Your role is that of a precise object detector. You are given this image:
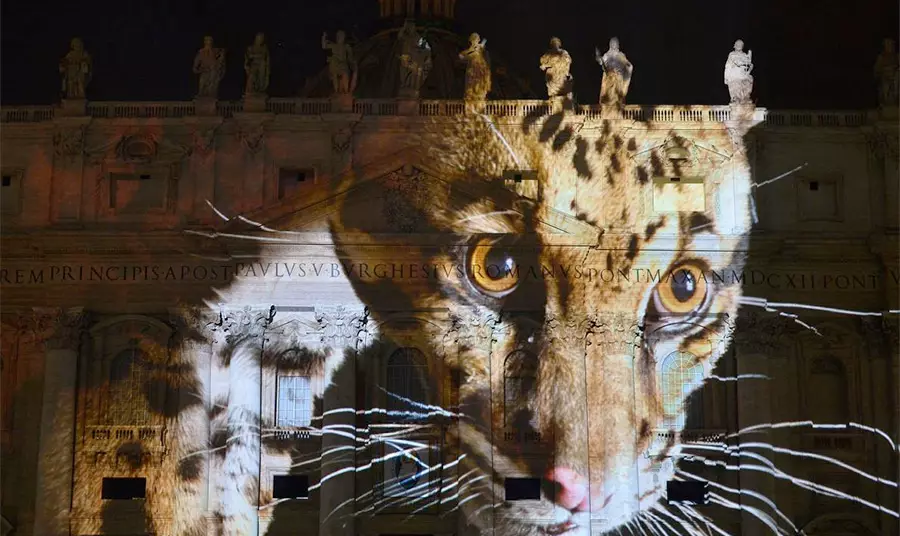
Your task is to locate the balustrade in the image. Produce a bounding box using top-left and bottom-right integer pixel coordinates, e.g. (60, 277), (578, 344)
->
(0, 99), (872, 126)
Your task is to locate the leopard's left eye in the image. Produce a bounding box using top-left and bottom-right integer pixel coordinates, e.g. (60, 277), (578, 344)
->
(652, 262), (709, 315)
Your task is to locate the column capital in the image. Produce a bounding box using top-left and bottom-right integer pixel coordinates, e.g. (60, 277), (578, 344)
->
(210, 305), (275, 345)
(731, 310), (789, 355)
(29, 307), (89, 350)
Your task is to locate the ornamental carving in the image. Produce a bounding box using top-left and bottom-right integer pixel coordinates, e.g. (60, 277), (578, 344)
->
(314, 305), (367, 342)
(380, 168), (431, 232)
(29, 307), (89, 350)
(116, 134), (158, 163)
(53, 126), (85, 158)
(883, 317), (899, 354)
(191, 127), (218, 157)
(731, 309), (788, 354)
(168, 305), (220, 343)
(210, 305), (275, 345)
(865, 131), (900, 162)
(448, 307), (498, 344)
(237, 124), (266, 154)
(331, 126), (354, 155)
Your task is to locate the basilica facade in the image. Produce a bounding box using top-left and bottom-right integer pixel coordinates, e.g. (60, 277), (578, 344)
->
(1, 4), (899, 536)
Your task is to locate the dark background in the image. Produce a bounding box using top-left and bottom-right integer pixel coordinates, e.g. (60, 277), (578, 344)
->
(1, 0), (897, 108)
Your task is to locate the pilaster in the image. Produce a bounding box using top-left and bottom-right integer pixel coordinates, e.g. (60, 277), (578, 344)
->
(211, 305), (274, 536)
(732, 310), (783, 536)
(51, 116), (91, 223)
(316, 305), (367, 536)
(31, 307), (89, 536)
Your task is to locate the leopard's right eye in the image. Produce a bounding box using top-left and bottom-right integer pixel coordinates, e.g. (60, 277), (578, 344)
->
(466, 237), (520, 298)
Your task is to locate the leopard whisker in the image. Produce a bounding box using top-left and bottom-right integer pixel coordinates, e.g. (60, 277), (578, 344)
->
(675, 446), (899, 516)
(724, 420), (896, 451)
(674, 467), (796, 532)
(707, 492), (787, 535)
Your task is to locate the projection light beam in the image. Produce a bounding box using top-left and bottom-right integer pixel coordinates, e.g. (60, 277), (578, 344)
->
(726, 420), (897, 451)
(674, 467), (797, 532)
(677, 444), (900, 517)
(752, 163), (809, 189)
(739, 297), (821, 336)
(478, 113), (523, 167)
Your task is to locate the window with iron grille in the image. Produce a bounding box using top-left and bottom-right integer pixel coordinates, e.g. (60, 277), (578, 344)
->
(504, 351), (539, 428)
(107, 348), (151, 425)
(660, 351), (704, 429)
(277, 376), (312, 427)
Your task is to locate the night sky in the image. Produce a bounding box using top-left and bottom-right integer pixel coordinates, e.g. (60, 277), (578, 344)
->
(1, 0), (897, 108)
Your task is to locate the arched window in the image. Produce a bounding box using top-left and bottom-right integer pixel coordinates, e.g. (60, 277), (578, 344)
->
(386, 347), (428, 417)
(660, 351), (704, 429)
(107, 348), (151, 425)
(504, 351), (538, 428)
(809, 357), (848, 422)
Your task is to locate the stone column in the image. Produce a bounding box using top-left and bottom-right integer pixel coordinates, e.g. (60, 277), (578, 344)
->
(31, 307), (88, 536)
(733, 311), (783, 536)
(215, 306), (273, 536)
(316, 306), (366, 536)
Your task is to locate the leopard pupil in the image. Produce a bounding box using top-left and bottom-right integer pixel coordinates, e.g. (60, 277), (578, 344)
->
(672, 269), (696, 302)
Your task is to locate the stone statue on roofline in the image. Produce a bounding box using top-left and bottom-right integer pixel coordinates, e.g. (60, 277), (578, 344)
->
(244, 32), (270, 96)
(193, 36), (226, 98)
(874, 38), (899, 107)
(540, 36), (573, 99)
(460, 32), (491, 102)
(322, 30), (357, 95)
(595, 37), (633, 110)
(724, 39), (754, 104)
(397, 20), (432, 97)
(60, 37), (92, 99)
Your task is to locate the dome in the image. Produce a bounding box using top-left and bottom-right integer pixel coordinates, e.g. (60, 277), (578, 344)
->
(300, 23), (536, 99)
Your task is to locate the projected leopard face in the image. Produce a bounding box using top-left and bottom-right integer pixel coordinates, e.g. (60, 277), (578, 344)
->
(329, 108), (754, 534)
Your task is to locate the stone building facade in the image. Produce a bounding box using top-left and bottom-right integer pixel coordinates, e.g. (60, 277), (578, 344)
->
(1, 9), (899, 536)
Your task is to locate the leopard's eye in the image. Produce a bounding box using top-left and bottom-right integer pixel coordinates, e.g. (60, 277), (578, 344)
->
(466, 237), (520, 297)
(653, 262), (708, 315)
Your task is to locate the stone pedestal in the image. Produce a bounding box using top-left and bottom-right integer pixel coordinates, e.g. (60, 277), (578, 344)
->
(729, 102), (756, 121)
(243, 94), (268, 113)
(878, 105), (898, 121)
(195, 97), (218, 117)
(397, 97), (419, 116)
(59, 99), (86, 117)
(32, 308), (86, 536)
(331, 93), (354, 113)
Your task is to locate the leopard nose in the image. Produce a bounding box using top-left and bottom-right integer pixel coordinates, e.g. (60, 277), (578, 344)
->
(545, 467), (590, 512)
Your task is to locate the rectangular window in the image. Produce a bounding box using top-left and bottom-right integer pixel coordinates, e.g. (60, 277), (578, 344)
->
(276, 376), (312, 427)
(505, 478), (541, 501)
(0, 169), (23, 216)
(109, 172), (165, 212)
(102, 477), (147, 500)
(273, 474), (309, 499)
(666, 480), (708, 505)
(653, 176), (705, 213)
(278, 168), (316, 200)
(798, 177), (840, 221)
(503, 169), (539, 200)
